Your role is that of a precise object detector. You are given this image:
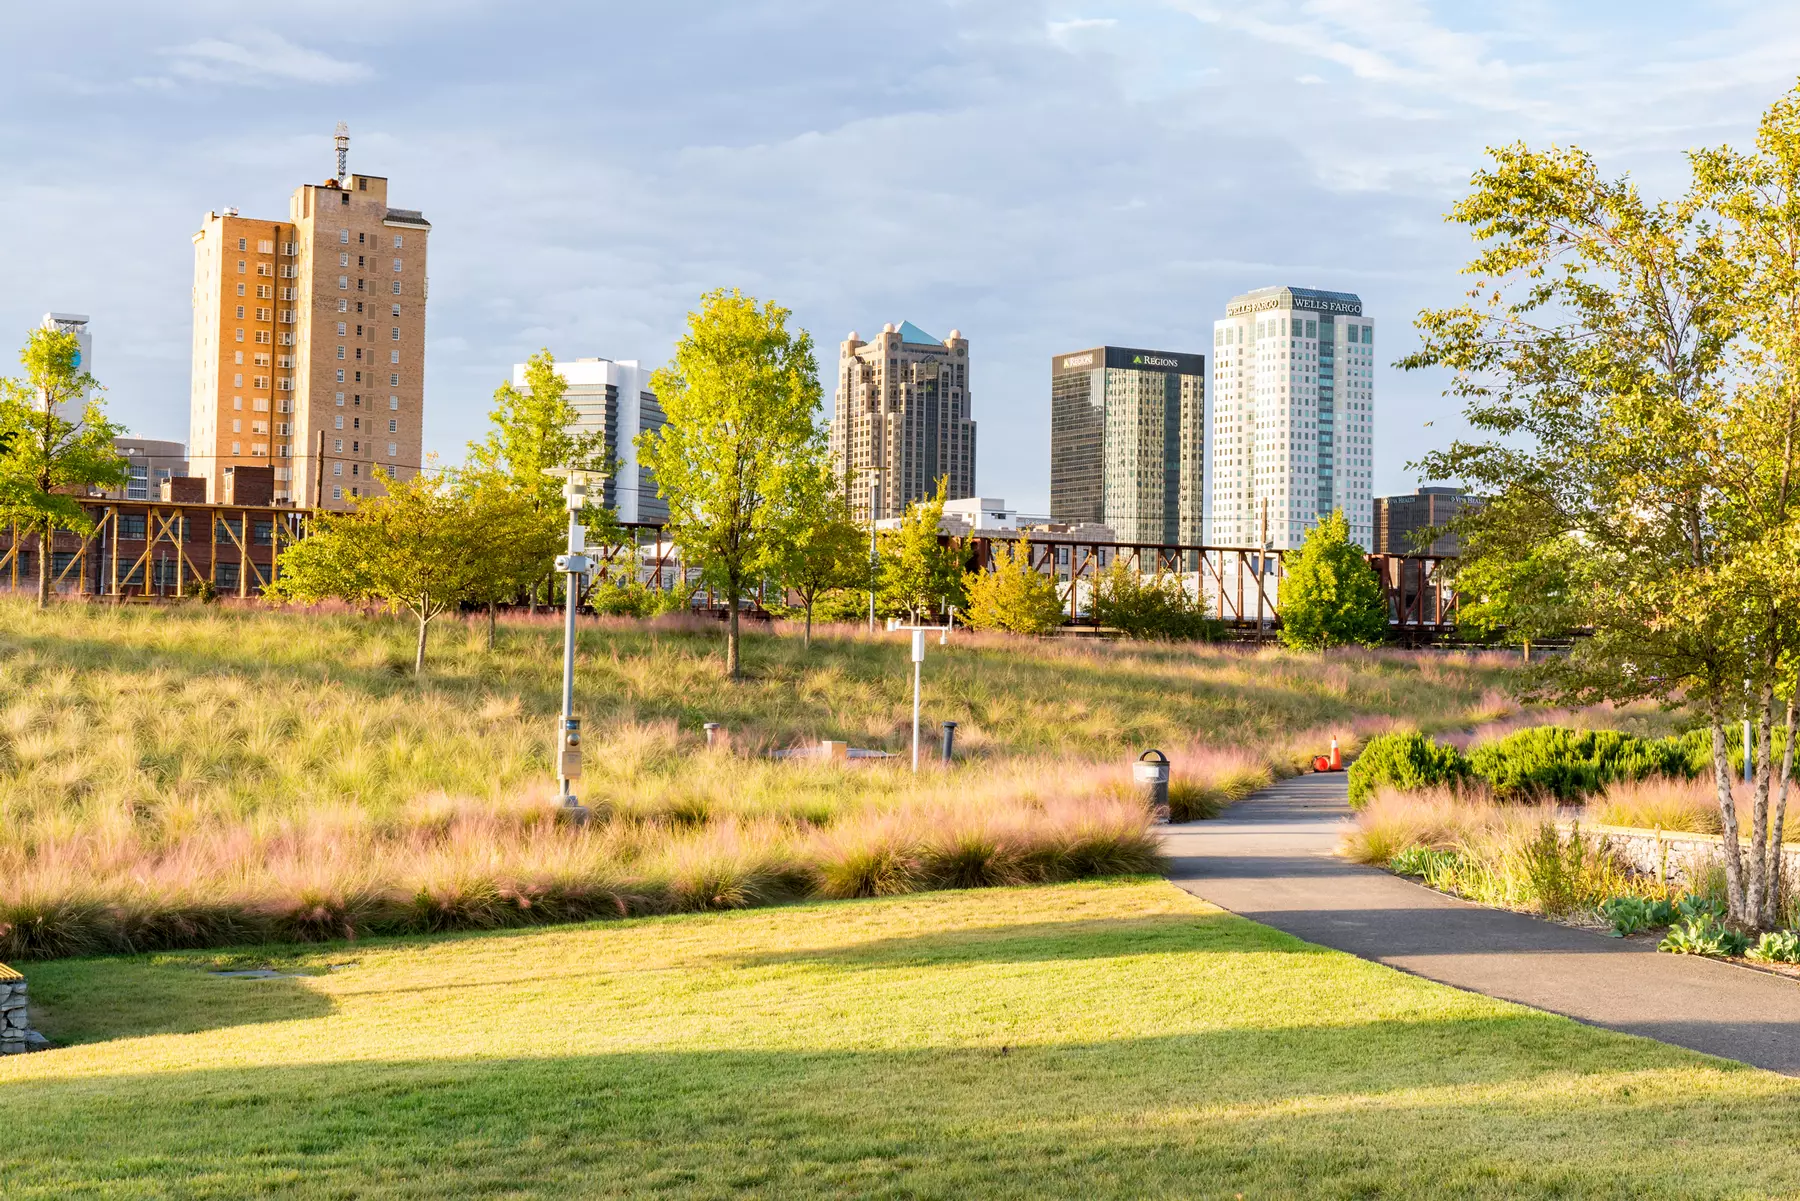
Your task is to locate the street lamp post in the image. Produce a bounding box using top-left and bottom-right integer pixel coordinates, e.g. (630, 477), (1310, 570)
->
(867, 468), (881, 633)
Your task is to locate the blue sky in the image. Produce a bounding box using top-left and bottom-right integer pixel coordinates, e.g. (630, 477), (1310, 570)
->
(3, 1), (1797, 512)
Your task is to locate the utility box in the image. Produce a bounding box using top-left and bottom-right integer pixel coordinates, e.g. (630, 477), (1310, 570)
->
(160, 476), (207, 503)
(223, 465), (276, 507)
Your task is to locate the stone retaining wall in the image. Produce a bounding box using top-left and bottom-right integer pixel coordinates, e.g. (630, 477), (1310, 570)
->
(1563, 822), (1800, 891)
(0, 965), (48, 1055)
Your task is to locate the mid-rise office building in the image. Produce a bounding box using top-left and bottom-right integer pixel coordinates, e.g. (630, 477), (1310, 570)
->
(189, 126), (430, 507)
(1050, 346), (1205, 546)
(512, 356), (668, 524)
(1374, 486), (1472, 555)
(1210, 286), (1375, 549)
(103, 438), (189, 502)
(828, 322), (975, 522)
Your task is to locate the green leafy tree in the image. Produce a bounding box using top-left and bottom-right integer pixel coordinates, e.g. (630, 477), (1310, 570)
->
(468, 349), (608, 610)
(1278, 510), (1389, 650)
(0, 328), (127, 607)
(269, 469), (487, 674)
(1450, 527), (1581, 660)
(639, 289), (822, 678)
(1405, 86), (1800, 928)
(878, 477), (965, 623)
(768, 454), (867, 646)
(456, 468), (564, 650)
(965, 537), (1064, 635)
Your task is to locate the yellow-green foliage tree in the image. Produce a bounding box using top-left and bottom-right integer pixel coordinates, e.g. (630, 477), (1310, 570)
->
(270, 469), (489, 674)
(965, 538), (1064, 635)
(878, 478), (965, 622)
(769, 453), (867, 646)
(0, 328), (126, 608)
(1091, 558), (1220, 641)
(1407, 82), (1800, 928)
(639, 290), (821, 678)
(468, 349), (608, 610)
(1277, 511), (1389, 650)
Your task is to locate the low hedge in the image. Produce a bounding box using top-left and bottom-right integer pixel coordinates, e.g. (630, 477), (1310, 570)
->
(1348, 725), (1711, 808)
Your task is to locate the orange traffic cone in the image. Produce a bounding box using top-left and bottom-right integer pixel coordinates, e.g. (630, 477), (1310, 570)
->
(1328, 737), (1342, 771)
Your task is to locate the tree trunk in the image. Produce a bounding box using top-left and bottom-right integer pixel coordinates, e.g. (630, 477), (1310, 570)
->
(487, 600), (497, 651)
(804, 597), (813, 649)
(1747, 679), (1776, 929)
(726, 591), (741, 679)
(415, 611), (430, 675)
(35, 521), (50, 609)
(1767, 694), (1797, 929)
(1713, 711), (1750, 926)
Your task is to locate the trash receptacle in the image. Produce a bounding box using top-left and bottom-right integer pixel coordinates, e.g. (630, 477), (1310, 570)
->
(1134, 749), (1171, 823)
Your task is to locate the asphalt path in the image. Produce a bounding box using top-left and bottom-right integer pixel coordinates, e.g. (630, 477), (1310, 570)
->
(1161, 771), (1800, 1075)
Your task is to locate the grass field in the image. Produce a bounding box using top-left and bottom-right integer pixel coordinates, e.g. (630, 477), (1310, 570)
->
(4, 880), (1798, 1198)
(0, 599), (1529, 958)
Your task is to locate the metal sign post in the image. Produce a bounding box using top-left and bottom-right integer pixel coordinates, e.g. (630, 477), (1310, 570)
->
(888, 614), (954, 771)
(552, 472), (596, 820)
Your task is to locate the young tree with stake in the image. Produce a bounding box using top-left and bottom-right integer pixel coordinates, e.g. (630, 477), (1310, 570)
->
(0, 328), (127, 608)
(639, 289), (821, 679)
(769, 451), (867, 647)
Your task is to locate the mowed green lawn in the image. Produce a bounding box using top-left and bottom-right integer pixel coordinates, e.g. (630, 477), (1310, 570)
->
(4, 880), (1798, 1199)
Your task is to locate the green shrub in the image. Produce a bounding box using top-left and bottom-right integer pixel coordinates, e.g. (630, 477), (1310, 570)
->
(1659, 914), (1749, 958)
(1346, 732), (1470, 809)
(964, 538), (1066, 636)
(1091, 560), (1224, 642)
(1750, 930), (1800, 964)
(1599, 895), (1676, 937)
(1467, 727), (1696, 802)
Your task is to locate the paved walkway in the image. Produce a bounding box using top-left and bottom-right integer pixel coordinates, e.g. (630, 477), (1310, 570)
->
(1162, 772), (1800, 1075)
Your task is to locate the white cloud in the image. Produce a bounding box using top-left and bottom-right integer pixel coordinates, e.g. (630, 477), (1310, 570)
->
(159, 32), (371, 87)
(1048, 16), (1119, 43)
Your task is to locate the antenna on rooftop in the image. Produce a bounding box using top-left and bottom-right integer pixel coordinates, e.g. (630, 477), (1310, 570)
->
(334, 122), (350, 184)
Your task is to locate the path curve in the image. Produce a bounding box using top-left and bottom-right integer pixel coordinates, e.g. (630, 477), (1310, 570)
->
(1161, 772), (1800, 1075)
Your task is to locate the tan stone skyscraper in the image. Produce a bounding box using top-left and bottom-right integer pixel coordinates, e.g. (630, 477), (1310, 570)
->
(190, 128), (430, 508)
(828, 322), (975, 522)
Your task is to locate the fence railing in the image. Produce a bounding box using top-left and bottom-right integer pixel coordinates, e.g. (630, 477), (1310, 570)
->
(0, 510), (1459, 633)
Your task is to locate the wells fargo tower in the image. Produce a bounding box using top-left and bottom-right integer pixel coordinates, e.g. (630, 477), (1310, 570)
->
(190, 125), (430, 508)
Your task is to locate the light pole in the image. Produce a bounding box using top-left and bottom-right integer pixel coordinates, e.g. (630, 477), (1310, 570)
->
(867, 467), (882, 633)
(552, 472), (595, 820)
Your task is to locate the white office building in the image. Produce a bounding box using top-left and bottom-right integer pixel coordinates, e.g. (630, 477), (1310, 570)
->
(1209, 286), (1375, 550)
(512, 356), (667, 524)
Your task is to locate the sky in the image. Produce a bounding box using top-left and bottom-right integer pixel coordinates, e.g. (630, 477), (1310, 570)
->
(3, 0), (1798, 514)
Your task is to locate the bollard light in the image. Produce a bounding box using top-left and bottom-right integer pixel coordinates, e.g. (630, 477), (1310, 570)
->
(704, 722), (722, 749)
(1134, 749), (1171, 824)
(941, 720), (958, 764)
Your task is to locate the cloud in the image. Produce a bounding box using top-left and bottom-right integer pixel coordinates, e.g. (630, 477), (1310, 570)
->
(1047, 16), (1119, 43)
(158, 32), (371, 87)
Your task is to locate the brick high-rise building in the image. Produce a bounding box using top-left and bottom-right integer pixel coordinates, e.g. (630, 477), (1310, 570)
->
(828, 322), (975, 522)
(190, 127), (430, 508)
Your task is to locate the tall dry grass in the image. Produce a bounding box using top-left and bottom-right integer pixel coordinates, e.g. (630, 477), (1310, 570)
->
(0, 598), (1529, 959)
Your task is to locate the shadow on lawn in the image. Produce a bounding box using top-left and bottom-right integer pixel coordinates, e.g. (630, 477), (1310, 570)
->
(725, 911), (1315, 972)
(0, 1019), (1776, 1199)
(27, 966), (336, 1045)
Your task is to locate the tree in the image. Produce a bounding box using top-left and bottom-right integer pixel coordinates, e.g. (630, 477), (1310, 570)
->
(1405, 87), (1800, 929)
(268, 469), (487, 673)
(0, 328), (127, 607)
(964, 537), (1064, 635)
(468, 349), (607, 611)
(878, 478), (965, 623)
(639, 289), (821, 678)
(768, 453), (867, 646)
(457, 468), (564, 650)
(1277, 510), (1389, 650)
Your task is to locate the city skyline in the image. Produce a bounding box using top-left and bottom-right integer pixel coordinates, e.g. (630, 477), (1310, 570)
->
(5, 4), (1799, 512)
